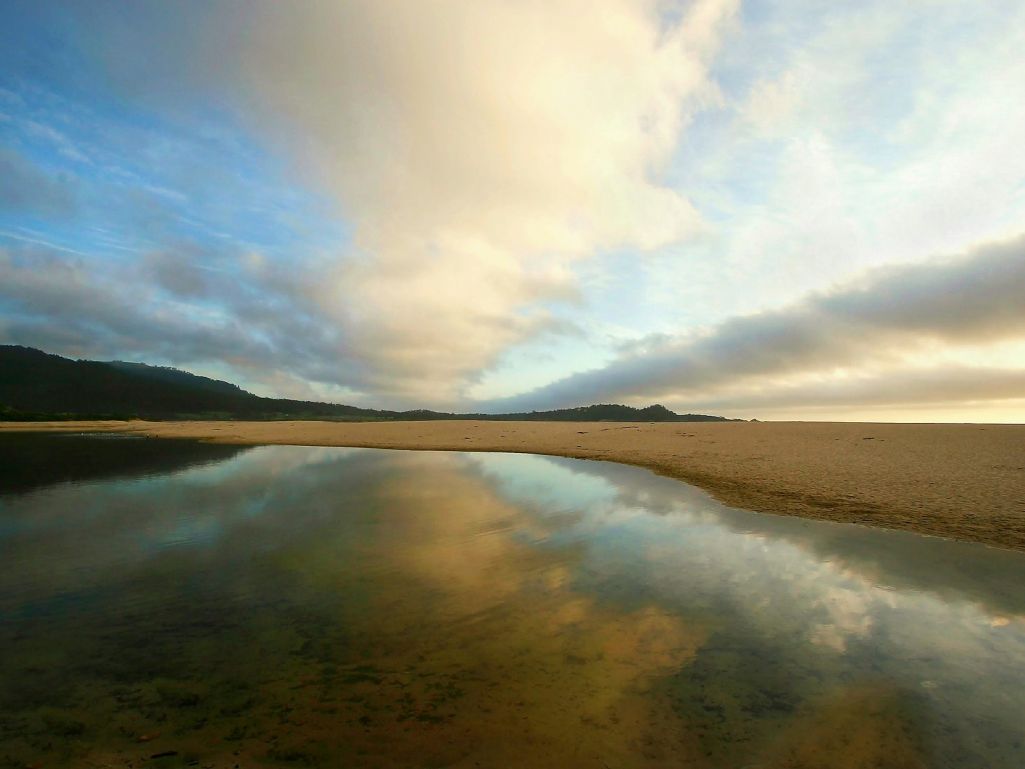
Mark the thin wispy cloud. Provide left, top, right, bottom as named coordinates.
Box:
left=0, top=148, right=76, bottom=218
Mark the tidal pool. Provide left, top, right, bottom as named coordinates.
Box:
left=1, top=433, right=1024, bottom=768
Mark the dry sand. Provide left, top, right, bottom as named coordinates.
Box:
left=4, top=419, right=1024, bottom=552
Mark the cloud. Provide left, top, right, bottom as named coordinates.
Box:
left=5, top=1, right=1023, bottom=417
left=642, top=1, right=1025, bottom=337
left=0, top=148, right=77, bottom=217
left=686, top=367, right=1025, bottom=413
left=0, top=241, right=372, bottom=400
left=489, top=233, right=1025, bottom=411
left=160, top=0, right=737, bottom=402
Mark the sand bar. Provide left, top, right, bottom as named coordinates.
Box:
left=4, top=419, right=1024, bottom=552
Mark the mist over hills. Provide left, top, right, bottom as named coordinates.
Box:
left=0, top=346, right=735, bottom=423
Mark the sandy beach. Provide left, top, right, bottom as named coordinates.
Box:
left=4, top=419, right=1024, bottom=552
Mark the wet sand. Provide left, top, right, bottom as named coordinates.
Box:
left=3, top=419, right=1024, bottom=551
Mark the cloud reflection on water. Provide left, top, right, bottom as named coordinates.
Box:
left=1, top=440, right=1024, bottom=767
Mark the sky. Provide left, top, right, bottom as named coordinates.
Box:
left=1, top=0, right=1024, bottom=422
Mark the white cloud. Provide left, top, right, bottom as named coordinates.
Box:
left=645, top=0, right=1025, bottom=328
left=197, top=0, right=738, bottom=403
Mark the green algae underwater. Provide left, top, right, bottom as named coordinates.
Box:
left=1, top=433, right=1024, bottom=768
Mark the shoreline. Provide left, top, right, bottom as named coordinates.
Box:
left=4, top=419, right=1024, bottom=552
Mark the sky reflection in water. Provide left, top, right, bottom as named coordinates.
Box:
left=1, top=434, right=1023, bottom=768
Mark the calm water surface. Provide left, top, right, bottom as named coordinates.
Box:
left=1, top=433, right=1024, bottom=768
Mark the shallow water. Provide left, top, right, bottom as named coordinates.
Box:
left=1, top=433, right=1024, bottom=768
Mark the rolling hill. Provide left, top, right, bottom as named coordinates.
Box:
left=0, top=346, right=734, bottom=422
